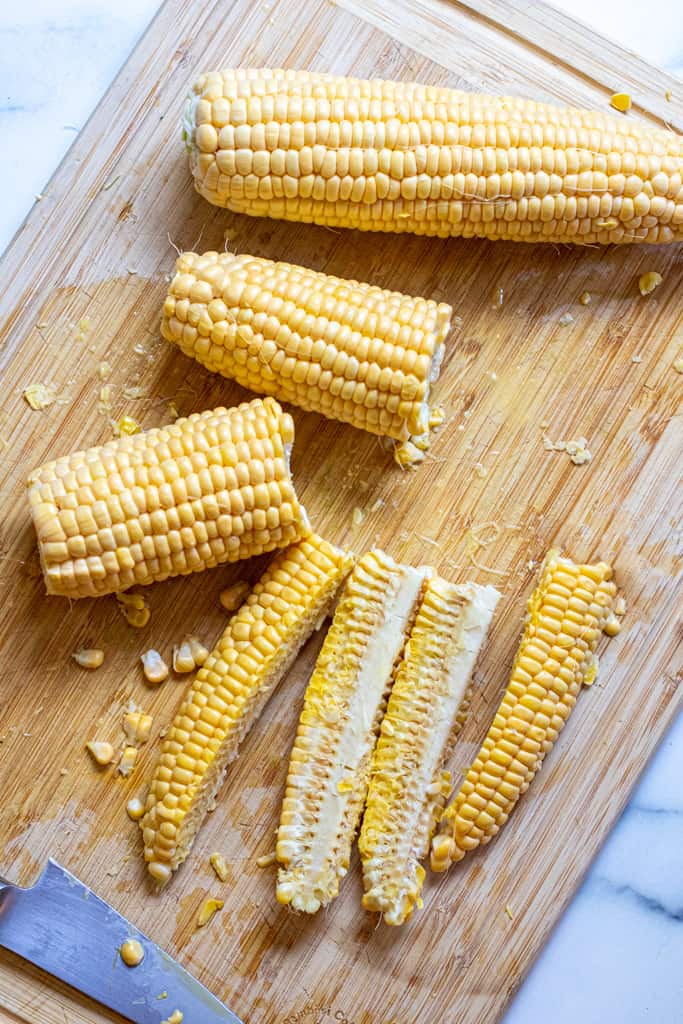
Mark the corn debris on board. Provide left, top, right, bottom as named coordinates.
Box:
left=431, top=550, right=618, bottom=872
left=359, top=578, right=500, bottom=925
left=276, top=550, right=428, bottom=914
left=186, top=68, right=683, bottom=245
left=140, top=533, right=353, bottom=885
left=161, top=251, right=451, bottom=443
left=27, top=396, right=309, bottom=599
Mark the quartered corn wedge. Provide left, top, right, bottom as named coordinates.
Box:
left=276, top=550, right=428, bottom=913
left=359, top=577, right=500, bottom=925
left=161, top=251, right=451, bottom=443
left=140, top=534, right=352, bottom=885
left=186, top=68, right=683, bottom=246
left=27, top=396, right=309, bottom=599
left=431, top=550, right=617, bottom=872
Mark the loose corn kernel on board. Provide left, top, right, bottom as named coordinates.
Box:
left=0, top=0, right=680, bottom=1021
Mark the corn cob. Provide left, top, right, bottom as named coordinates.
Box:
left=276, top=550, right=427, bottom=913
left=161, top=251, right=451, bottom=443
left=431, top=550, right=617, bottom=872
left=186, top=68, right=683, bottom=246
left=27, top=396, right=309, bottom=599
left=140, top=533, right=352, bottom=885
left=359, top=578, right=499, bottom=925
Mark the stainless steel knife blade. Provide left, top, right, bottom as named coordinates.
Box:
left=0, top=859, right=243, bottom=1023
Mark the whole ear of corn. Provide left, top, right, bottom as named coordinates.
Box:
left=431, top=550, right=617, bottom=872
left=359, top=578, right=500, bottom=925
left=27, top=396, right=309, bottom=599
left=187, top=68, right=683, bottom=246
left=140, top=533, right=353, bottom=886
left=161, top=251, right=451, bottom=443
left=276, top=550, right=428, bottom=914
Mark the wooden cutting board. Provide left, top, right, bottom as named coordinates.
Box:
left=0, top=0, right=681, bottom=1021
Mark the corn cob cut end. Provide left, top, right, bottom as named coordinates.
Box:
left=430, top=549, right=617, bottom=873
left=359, top=578, right=500, bottom=923
left=140, top=534, right=353, bottom=886
left=276, top=550, right=428, bottom=913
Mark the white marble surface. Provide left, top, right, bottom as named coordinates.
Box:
left=1, top=2, right=681, bottom=1021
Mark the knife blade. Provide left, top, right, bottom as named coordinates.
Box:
left=0, top=859, right=243, bottom=1024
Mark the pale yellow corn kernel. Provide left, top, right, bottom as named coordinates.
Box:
left=86, top=741, right=115, bottom=766
left=196, top=896, right=224, bottom=927
left=119, top=939, right=144, bottom=967
left=161, top=1012, right=183, bottom=1024
left=276, top=551, right=427, bottom=915
left=72, top=648, right=104, bottom=670
left=186, top=69, right=683, bottom=247
left=603, top=614, right=622, bottom=636
left=579, top=291, right=592, bottom=306
left=394, top=440, right=426, bottom=469
left=431, top=550, right=617, bottom=873
left=359, top=577, right=499, bottom=925
left=209, top=851, right=229, bottom=881
left=141, top=649, right=169, bottom=684
left=140, top=534, right=353, bottom=885
left=161, top=251, right=451, bottom=443
left=188, top=636, right=209, bottom=666
left=118, top=746, right=138, bottom=777
left=24, top=383, right=56, bottom=410
left=126, top=797, right=146, bottom=821
left=27, top=397, right=309, bottom=600
left=255, top=851, right=277, bottom=868
left=219, top=580, right=250, bottom=611
left=123, top=711, right=153, bottom=745
left=614, top=596, right=627, bottom=617
left=638, top=271, right=663, bottom=296
left=173, top=641, right=196, bottom=674
left=610, top=92, right=632, bottom=113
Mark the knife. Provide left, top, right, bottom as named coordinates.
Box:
left=0, top=859, right=243, bottom=1023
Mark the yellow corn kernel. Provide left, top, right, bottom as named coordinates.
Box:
left=610, top=92, right=632, bottom=112
left=140, top=534, right=353, bottom=886
left=126, top=797, right=146, bottom=821
left=119, top=939, right=144, bottom=967
left=24, top=383, right=56, bottom=410
left=186, top=69, right=683, bottom=246
left=431, top=550, right=617, bottom=872
left=219, top=580, right=250, bottom=611
left=196, top=897, right=224, bottom=927
left=118, top=746, right=138, bottom=777
left=209, top=851, right=229, bottom=881
left=72, top=648, right=104, bottom=670
left=359, top=578, right=499, bottom=925
left=394, top=440, right=426, bottom=469
left=276, top=551, right=428, bottom=914
left=86, top=741, right=115, bottom=766
left=162, top=1012, right=183, bottom=1024
left=161, top=251, right=451, bottom=443
left=579, top=291, right=592, bottom=306
left=123, top=711, right=153, bottom=745
left=141, top=649, right=168, bottom=684
left=255, top=851, right=277, bottom=868
left=116, top=592, right=151, bottom=628
left=26, top=397, right=309, bottom=599
left=638, top=271, right=662, bottom=296
left=116, top=415, right=141, bottom=437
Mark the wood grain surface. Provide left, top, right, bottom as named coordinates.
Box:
left=0, top=0, right=681, bottom=1021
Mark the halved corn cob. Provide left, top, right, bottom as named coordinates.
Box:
left=359, top=578, right=499, bottom=925
left=276, top=550, right=428, bottom=913
left=161, top=251, right=451, bottom=443
left=431, top=550, right=617, bottom=872
left=27, top=396, right=309, bottom=599
left=187, top=68, right=683, bottom=245
left=140, top=533, right=352, bottom=885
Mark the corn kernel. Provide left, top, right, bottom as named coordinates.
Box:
left=119, top=939, right=144, bottom=966
left=219, top=580, right=250, bottom=611
left=118, top=746, right=138, bottom=777
left=123, top=711, right=153, bottom=744
left=196, top=897, right=224, bottom=927
left=72, top=648, right=104, bottom=670
left=86, top=741, right=115, bottom=766
left=609, top=92, right=632, bottom=113
left=209, top=851, right=229, bottom=881
left=126, top=797, right=146, bottom=821
left=638, top=271, right=662, bottom=296
left=141, top=649, right=169, bottom=684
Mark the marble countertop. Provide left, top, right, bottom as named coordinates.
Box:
left=1, top=2, right=681, bottom=1021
